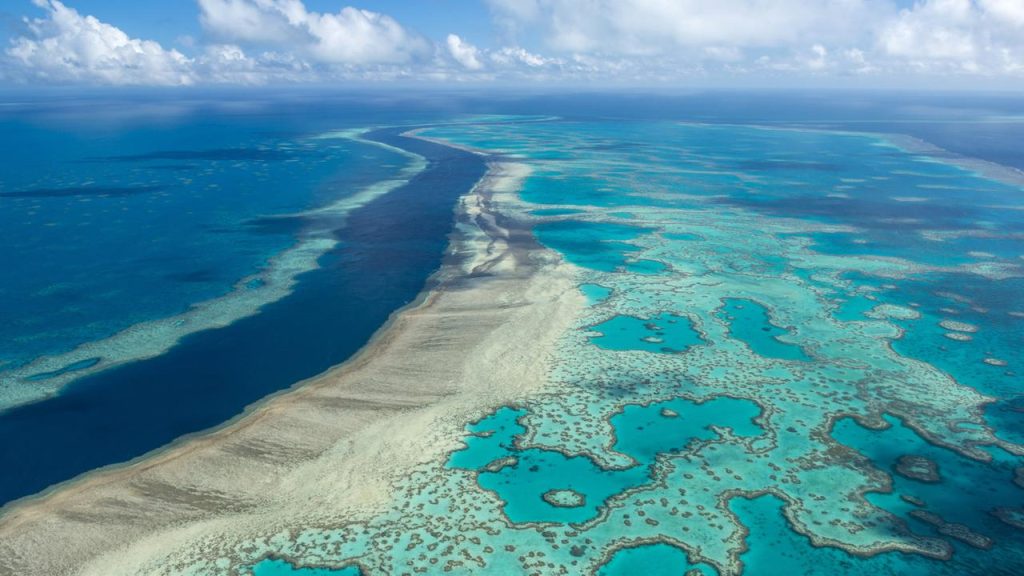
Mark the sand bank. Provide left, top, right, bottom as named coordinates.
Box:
left=0, top=154, right=583, bottom=575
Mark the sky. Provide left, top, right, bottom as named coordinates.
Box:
left=1, top=0, right=1023, bottom=88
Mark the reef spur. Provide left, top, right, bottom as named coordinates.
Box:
left=0, top=143, right=582, bottom=575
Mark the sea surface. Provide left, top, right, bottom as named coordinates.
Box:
left=3, top=92, right=1024, bottom=575
left=415, top=116, right=1024, bottom=576
left=0, top=96, right=485, bottom=504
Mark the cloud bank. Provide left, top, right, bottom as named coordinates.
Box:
left=7, top=0, right=193, bottom=85
left=3, top=0, right=1024, bottom=86
left=488, top=0, right=1024, bottom=77
left=197, top=0, right=428, bottom=64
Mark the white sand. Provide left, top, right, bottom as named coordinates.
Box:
left=0, top=159, right=584, bottom=576
left=938, top=319, right=979, bottom=333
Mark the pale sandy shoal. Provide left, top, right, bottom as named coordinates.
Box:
left=0, top=158, right=583, bottom=576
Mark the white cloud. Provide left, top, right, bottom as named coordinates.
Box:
left=979, top=0, right=1024, bottom=27
left=446, top=34, right=484, bottom=70
left=194, top=44, right=300, bottom=85
left=6, top=0, right=194, bottom=85
left=3, top=0, right=437, bottom=85
left=491, top=45, right=552, bottom=67
left=197, top=0, right=428, bottom=64
left=4, top=0, right=1024, bottom=86
left=807, top=44, right=829, bottom=71
left=877, top=0, right=1024, bottom=73
left=197, top=44, right=263, bottom=84
left=487, top=0, right=877, bottom=55
left=488, top=0, right=1024, bottom=79
left=842, top=48, right=877, bottom=74
left=879, top=0, right=977, bottom=61
left=487, top=0, right=542, bottom=41
left=196, top=0, right=301, bottom=44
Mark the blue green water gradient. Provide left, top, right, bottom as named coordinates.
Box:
left=406, top=116, right=1024, bottom=574
left=6, top=95, right=1024, bottom=575
left=0, top=105, right=485, bottom=505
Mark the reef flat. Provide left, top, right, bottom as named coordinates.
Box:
left=2, top=118, right=1023, bottom=575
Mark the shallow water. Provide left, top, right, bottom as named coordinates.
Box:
left=715, top=299, right=812, bottom=361
left=448, top=396, right=764, bottom=525
left=250, top=558, right=360, bottom=576
left=598, top=543, right=714, bottom=576
left=589, top=313, right=703, bottom=354
left=238, top=116, right=1019, bottom=575
left=580, top=283, right=614, bottom=305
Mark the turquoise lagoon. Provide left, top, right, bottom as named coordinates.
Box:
left=135, top=116, right=1024, bottom=574
left=714, top=299, right=812, bottom=362
left=598, top=543, right=714, bottom=576
left=580, top=283, right=613, bottom=305
left=588, top=313, right=702, bottom=354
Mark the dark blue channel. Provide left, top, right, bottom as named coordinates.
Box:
left=0, top=129, right=485, bottom=506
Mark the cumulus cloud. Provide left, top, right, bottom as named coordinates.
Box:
left=880, top=0, right=977, bottom=61
left=487, top=0, right=1024, bottom=79
left=490, top=46, right=552, bottom=68
left=487, top=0, right=876, bottom=54
left=6, top=0, right=194, bottom=85
left=3, top=0, right=438, bottom=85
left=980, top=0, right=1024, bottom=27
left=446, top=34, right=484, bottom=70
left=878, top=0, right=1024, bottom=73
left=197, top=0, right=428, bottom=64
left=3, top=0, right=1024, bottom=86
left=194, top=44, right=312, bottom=85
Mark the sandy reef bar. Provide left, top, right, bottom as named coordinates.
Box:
left=0, top=151, right=583, bottom=576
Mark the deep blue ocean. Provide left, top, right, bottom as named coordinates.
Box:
left=2, top=90, right=1023, bottom=512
